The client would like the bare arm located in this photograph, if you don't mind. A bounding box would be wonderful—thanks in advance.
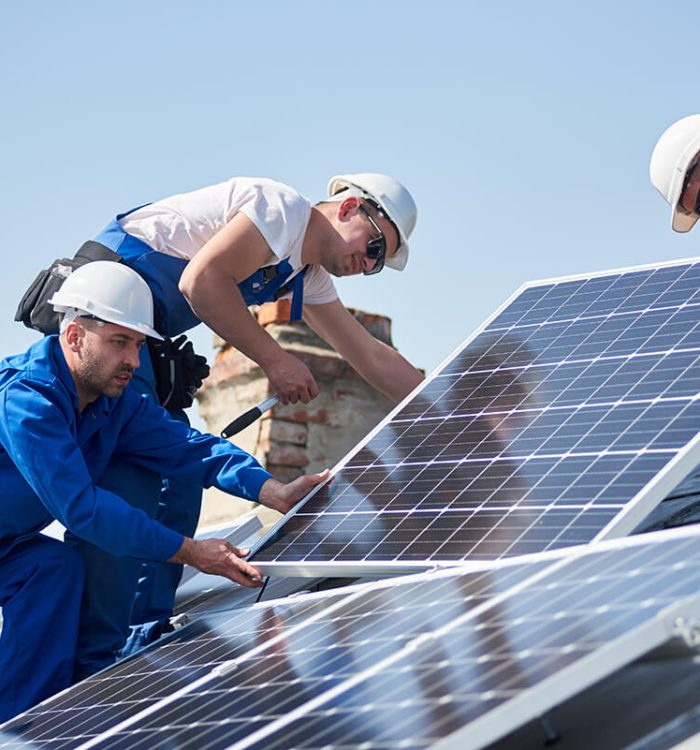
[303,300,424,402]
[179,214,318,404]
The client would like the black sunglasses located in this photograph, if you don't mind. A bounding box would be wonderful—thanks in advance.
[681,157,700,214]
[357,203,387,276]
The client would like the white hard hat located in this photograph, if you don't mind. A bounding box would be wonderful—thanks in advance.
[327,172,417,270]
[650,114,700,233]
[49,261,163,340]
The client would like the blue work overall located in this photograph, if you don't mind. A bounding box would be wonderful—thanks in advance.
[0,536,84,722]
[67,209,307,676]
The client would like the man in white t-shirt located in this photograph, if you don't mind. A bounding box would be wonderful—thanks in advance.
[69,173,424,676]
[100,173,423,404]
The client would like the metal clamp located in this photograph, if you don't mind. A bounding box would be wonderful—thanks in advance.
[672,617,700,649]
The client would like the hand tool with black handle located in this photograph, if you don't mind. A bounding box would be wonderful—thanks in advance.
[220,395,279,438]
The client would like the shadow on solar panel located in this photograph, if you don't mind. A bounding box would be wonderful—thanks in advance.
[4,525,700,750]
[249,258,700,577]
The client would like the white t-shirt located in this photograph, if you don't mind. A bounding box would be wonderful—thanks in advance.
[119,177,338,305]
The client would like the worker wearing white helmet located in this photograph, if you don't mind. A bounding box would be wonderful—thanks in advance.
[0,261,327,720]
[650,114,700,232]
[19,174,423,680]
[638,119,700,537]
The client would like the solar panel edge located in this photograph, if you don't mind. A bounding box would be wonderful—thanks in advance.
[255,559,435,578]
[248,281,531,565]
[523,254,700,290]
[595,429,700,541]
[427,593,700,750]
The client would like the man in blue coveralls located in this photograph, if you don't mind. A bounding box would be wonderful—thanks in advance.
[0,261,327,722]
[59,173,426,676]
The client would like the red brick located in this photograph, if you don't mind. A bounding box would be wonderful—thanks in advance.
[265,445,310,468]
[283,408,331,425]
[258,300,293,327]
[264,420,308,446]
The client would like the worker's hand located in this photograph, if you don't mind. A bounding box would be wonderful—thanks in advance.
[258,469,331,514]
[168,537,263,588]
[264,351,319,405]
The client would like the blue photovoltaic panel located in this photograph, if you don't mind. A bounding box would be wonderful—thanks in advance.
[252,259,700,571]
[0,558,546,749]
[6,526,700,750]
[0,590,351,749]
[250,528,700,750]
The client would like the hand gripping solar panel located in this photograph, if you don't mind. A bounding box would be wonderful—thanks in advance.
[250,257,700,576]
[175,516,314,617]
[5,525,700,750]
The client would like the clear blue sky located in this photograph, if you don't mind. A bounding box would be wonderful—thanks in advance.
[1,1,697,423]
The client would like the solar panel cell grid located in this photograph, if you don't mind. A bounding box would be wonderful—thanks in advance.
[0,597,338,749]
[253,259,700,569]
[6,528,700,750]
[0,564,544,750]
[244,531,700,750]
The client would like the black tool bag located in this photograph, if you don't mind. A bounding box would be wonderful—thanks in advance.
[148,334,210,411]
[15,241,123,335]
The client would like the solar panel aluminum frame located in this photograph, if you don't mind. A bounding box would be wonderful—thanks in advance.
[246,274,530,579]
[7,526,700,750]
[250,255,700,579]
[431,612,700,750]
[226,525,700,750]
[428,592,700,750]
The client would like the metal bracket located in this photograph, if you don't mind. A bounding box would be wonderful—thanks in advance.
[672,617,700,650]
[169,613,191,630]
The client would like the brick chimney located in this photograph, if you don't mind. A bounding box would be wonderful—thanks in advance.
[195,300,399,527]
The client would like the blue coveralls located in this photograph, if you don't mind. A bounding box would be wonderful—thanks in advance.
[0,337,270,721]
[67,210,307,674]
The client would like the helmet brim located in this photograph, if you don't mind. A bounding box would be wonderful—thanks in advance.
[672,206,700,233]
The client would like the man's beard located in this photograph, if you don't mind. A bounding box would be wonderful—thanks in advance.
[78,346,133,400]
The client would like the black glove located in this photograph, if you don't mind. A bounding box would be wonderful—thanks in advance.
[149,335,210,411]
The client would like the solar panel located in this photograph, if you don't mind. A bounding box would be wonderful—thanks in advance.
[175,518,330,617]
[0,555,552,749]
[249,527,700,750]
[5,525,700,750]
[250,258,700,576]
[175,574,314,618]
